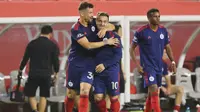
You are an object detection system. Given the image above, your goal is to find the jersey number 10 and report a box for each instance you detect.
[111,82,118,90]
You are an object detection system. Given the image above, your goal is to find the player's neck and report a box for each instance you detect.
[149,24,158,32]
[79,18,88,27]
[40,34,50,39]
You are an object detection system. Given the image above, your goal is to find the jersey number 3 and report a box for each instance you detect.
[87,72,93,80]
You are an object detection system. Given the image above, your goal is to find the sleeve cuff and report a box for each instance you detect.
[103,63,108,68]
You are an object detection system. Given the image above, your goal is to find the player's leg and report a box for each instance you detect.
[144,89,151,112]
[119,72,125,110]
[107,70,120,112]
[74,91,90,112]
[74,95,79,110]
[168,85,184,112]
[143,74,152,112]
[24,76,39,112]
[105,94,111,110]
[38,76,51,112]
[65,64,80,112]
[144,72,161,112]
[93,75,107,112]
[65,88,77,112]
[79,69,94,112]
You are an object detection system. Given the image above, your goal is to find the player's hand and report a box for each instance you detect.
[97,28,107,38]
[171,61,177,74]
[95,64,105,73]
[106,37,119,46]
[137,65,144,74]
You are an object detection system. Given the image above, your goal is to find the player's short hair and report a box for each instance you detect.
[41,25,53,35]
[147,8,159,17]
[97,12,109,20]
[78,2,94,11]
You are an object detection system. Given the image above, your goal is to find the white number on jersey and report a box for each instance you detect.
[111,82,118,90]
[87,72,93,80]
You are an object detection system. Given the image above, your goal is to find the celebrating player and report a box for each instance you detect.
[93,12,122,112]
[64,2,119,112]
[130,8,176,112]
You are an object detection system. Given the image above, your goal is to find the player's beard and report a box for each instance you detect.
[154,20,160,25]
[152,21,159,26]
[84,18,90,24]
[88,17,93,23]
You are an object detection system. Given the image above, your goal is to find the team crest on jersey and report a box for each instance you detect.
[68,81,73,87]
[160,33,164,39]
[91,26,95,32]
[149,76,154,82]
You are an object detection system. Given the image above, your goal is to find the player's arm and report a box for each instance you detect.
[165,44,176,73]
[106,23,115,31]
[65,44,71,55]
[165,44,175,63]
[19,43,31,72]
[130,31,144,73]
[52,44,60,74]
[96,35,122,73]
[164,30,176,73]
[130,43,139,67]
[164,29,175,63]
[72,29,118,50]
[97,23,116,38]
[103,35,122,68]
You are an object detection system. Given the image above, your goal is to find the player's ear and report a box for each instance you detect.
[79,10,84,17]
[49,33,53,38]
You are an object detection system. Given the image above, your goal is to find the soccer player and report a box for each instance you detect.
[104,23,126,111]
[160,50,184,112]
[64,2,119,112]
[93,12,122,112]
[18,25,59,112]
[130,8,176,112]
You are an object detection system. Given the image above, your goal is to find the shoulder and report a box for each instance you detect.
[28,38,37,46]
[71,21,81,31]
[136,24,149,33]
[50,38,59,46]
[105,31,121,42]
[159,25,168,32]
[106,31,120,38]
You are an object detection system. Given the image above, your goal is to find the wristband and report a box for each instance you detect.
[103,39,108,45]
[172,61,176,64]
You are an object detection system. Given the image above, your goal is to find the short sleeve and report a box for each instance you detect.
[71,29,86,41]
[164,29,170,46]
[132,31,140,44]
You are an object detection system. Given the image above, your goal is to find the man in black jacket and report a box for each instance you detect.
[18,25,60,112]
